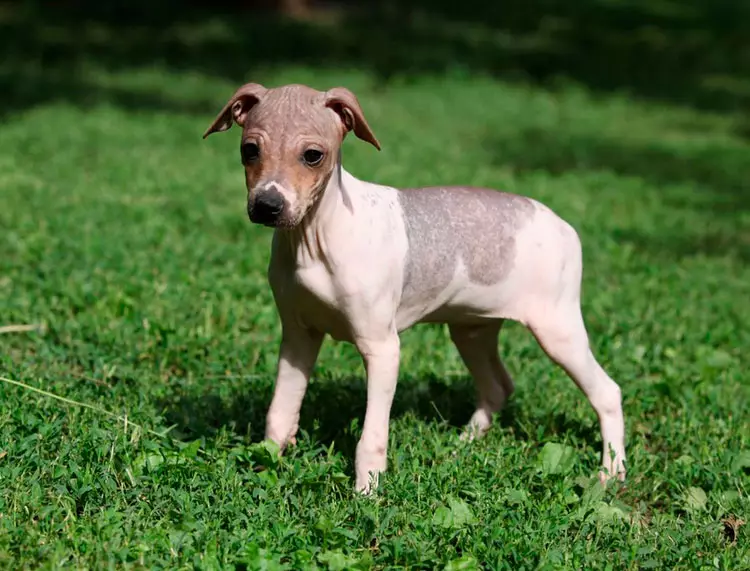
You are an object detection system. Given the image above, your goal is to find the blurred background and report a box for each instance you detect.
[3,0,749,116]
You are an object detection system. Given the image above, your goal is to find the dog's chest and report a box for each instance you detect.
[271,261,355,342]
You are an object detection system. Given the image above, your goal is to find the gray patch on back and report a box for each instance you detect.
[397,186,535,306]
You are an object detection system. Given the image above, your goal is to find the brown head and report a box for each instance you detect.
[203,83,380,228]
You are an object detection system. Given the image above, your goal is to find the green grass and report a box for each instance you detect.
[1,57,749,569]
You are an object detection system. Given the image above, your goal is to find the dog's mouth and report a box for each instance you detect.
[247,210,279,228]
[247,204,301,229]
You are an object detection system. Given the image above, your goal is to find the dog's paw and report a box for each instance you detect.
[459,426,483,443]
[354,443,386,495]
[459,409,493,442]
[598,464,627,487]
[355,471,380,496]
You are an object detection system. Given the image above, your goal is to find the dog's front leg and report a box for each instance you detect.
[354,332,401,494]
[265,323,324,451]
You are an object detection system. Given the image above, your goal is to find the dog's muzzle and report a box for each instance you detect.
[249,188,286,226]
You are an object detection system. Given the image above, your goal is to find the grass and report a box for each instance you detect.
[1,30,750,570]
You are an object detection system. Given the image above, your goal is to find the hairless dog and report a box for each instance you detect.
[203,83,626,494]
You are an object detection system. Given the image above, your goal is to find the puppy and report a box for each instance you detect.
[203,83,626,493]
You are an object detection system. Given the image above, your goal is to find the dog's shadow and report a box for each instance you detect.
[160,371,599,462]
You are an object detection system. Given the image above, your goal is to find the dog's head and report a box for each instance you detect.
[203,83,380,229]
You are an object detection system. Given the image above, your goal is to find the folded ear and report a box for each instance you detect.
[324,87,381,150]
[202,83,267,139]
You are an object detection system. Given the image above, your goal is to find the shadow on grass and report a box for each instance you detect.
[159,373,475,452]
[1,0,749,117]
[159,371,599,462]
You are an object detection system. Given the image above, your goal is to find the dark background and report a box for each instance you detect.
[2,0,749,118]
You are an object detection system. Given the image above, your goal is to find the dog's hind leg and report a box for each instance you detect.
[527,302,626,482]
[449,321,515,441]
[519,226,627,483]
[510,212,626,482]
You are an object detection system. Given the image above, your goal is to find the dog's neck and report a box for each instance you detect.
[276,157,364,266]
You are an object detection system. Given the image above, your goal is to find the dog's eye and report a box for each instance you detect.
[241,142,260,163]
[302,149,324,166]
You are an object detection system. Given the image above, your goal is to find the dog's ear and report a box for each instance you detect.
[324,87,381,150]
[203,83,267,139]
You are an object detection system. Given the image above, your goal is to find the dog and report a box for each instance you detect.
[202,83,626,493]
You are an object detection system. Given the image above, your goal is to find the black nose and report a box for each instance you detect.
[250,190,285,225]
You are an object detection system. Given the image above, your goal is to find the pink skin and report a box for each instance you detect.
[203,83,627,494]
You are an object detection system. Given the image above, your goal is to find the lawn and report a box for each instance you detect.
[2,8,750,570]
